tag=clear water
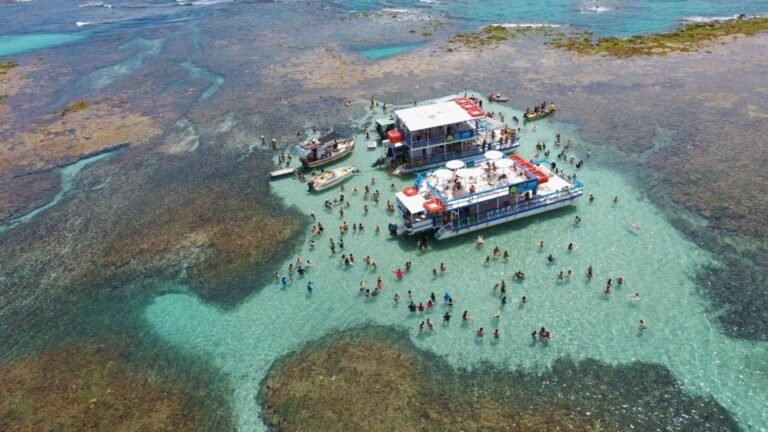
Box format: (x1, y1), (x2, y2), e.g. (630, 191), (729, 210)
(0, 33), (86, 57)
(145, 94), (768, 431)
(356, 43), (426, 60)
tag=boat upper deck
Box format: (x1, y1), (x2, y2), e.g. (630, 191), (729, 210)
(412, 157), (576, 211)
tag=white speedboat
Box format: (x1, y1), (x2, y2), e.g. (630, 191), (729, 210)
(308, 165), (358, 191)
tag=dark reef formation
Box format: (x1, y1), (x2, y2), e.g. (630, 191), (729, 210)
(259, 327), (738, 432)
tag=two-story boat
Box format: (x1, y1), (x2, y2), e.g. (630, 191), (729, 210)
(388, 153), (583, 240)
(375, 95), (519, 175)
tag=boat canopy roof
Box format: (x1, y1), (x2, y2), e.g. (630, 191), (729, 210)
(394, 100), (475, 132)
(395, 191), (426, 214)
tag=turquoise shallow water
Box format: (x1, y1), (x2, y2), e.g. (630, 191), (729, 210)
(356, 43), (426, 60)
(145, 94), (768, 431)
(0, 33), (86, 57)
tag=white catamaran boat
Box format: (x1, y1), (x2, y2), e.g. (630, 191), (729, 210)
(388, 154), (583, 240)
(374, 95), (520, 175)
(308, 165), (358, 191)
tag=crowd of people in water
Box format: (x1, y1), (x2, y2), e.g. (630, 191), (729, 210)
(271, 107), (649, 343)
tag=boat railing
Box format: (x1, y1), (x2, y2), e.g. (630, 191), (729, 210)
(406, 129), (476, 148)
(449, 185), (584, 233)
(400, 139), (520, 170)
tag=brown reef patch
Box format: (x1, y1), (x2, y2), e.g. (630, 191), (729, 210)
(261, 339), (613, 432)
(260, 328), (737, 431)
(1, 99), (161, 175)
(0, 171), (60, 222)
(0, 343), (208, 432)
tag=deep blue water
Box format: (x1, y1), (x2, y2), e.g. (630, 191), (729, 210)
(1, 0), (766, 57)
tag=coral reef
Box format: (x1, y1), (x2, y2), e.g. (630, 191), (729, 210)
(260, 328), (736, 431)
(0, 342), (225, 432)
(548, 16), (768, 57)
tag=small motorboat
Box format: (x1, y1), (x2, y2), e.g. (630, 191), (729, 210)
(300, 137), (356, 168)
(488, 92), (509, 103)
(308, 165), (358, 191)
(270, 167), (296, 179)
(524, 104), (556, 122)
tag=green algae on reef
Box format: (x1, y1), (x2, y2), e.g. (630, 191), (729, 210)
(548, 16), (768, 57)
(259, 327), (738, 432)
(60, 99), (90, 116)
(0, 61), (17, 73)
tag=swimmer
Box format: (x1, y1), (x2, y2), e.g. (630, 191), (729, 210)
(440, 263), (447, 272)
(306, 281), (313, 293)
(520, 295), (527, 304)
(408, 302), (416, 313)
(281, 276), (290, 287)
(617, 275), (624, 285)
(359, 281), (366, 291)
(589, 194), (595, 203)
(567, 270), (572, 279)
(574, 216), (581, 225)
(476, 234), (484, 246)
(419, 321), (426, 332)
(494, 310), (501, 320)
(613, 196), (619, 204)
(547, 254), (555, 263)
(310, 211), (316, 221)
(503, 250), (509, 262)
(443, 311), (451, 322)
(630, 292), (640, 302)
(493, 328), (500, 339)
(501, 296), (507, 306)
(603, 285), (611, 294)
(377, 277), (383, 289)
(477, 327), (485, 338)
(407, 290), (412, 299)
(375, 225), (381, 234)
(567, 242), (575, 251)
(418, 303), (425, 312)
(309, 239), (316, 249)
(558, 271), (564, 280)
(586, 265), (593, 278)
(426, 318), (434, 331)
(432, 268), (438, 277)
(394, 268), (404, 279)
(394, 293), (400, 303)
(485, 256), (491, 265)
(493, 246), (500, 257)
(430, 292), (436, 302)
(628, 220), (641, 231)
(539, 240), (545, 248)
(639, 319), (647, 330)
(462, 310), (471, 321)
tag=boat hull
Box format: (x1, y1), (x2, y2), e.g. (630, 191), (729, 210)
(309, 166), (357, 191)
(436, 195), (579, 240)
(523, 108), (554, 122)
(301, 139), (355, 168)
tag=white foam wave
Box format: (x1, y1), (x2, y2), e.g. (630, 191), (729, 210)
(583, 6), (611, 13)
(494, 22), (562, 29)
(382, 8), (409, 13)
(681, 14), (768, 23)
(419, 0), (438, 4)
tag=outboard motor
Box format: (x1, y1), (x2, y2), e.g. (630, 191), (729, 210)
(388, 223), (399, 236)
(371, 156), (386, 168)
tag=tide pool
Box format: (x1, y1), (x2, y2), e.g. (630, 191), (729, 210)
(356, 43), (426, 60)
(0, 33), (86, 57)
(145, 94), (768, 431)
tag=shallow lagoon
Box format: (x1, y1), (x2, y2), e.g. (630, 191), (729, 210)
(146, 94), (768, 431)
